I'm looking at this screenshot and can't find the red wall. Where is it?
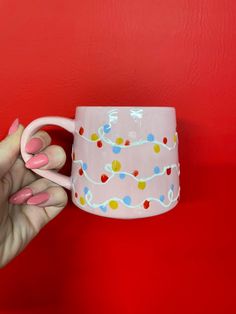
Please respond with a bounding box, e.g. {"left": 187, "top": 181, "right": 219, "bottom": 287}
{"left": 0, "top": 1, "right": 235, "bottom": 313}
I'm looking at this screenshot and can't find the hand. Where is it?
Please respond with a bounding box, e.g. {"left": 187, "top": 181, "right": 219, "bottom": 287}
{"left": 0, "top": 119, "right": 68, "bottom": 268}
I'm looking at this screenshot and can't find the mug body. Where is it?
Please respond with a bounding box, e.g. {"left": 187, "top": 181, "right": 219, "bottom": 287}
{"left": 71, "top": 106, "right": 180, "bottom": 219}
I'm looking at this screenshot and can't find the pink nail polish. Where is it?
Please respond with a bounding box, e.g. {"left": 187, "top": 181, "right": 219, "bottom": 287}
{"left": 8, "top": 118, "right": 19, "bottom": 135}
{"left": 9, "top": 187, "right": 33, "bottom": 204}
{"left": 26, "top": 192, "right": 50, "bottom": 205}
{"left": 25, "top": 138, "right": 43, "bottom": 153}
{"left": 25, "top": 153, "right": 49, "bottom": 169}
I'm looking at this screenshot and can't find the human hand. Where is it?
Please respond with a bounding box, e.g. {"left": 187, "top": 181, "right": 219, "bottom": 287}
{"left": 0, "top": 119, "right": 68, "bottom": 268}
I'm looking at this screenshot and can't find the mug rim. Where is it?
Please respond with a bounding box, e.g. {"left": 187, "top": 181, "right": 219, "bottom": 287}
{"left": 76, "top": 105, "right": 175, "bottom": 110}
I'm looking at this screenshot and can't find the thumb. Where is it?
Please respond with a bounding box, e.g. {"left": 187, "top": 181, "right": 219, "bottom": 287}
{"left": 0, "top": 119, "right": 24, "bottom": 179}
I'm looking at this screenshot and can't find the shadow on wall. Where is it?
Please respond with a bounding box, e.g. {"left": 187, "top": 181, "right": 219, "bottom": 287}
{"left": 177, "top": 117, "right": 220, "bottom": 205}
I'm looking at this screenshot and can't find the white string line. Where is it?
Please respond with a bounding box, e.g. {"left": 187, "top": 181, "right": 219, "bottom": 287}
{"left": 72, "top": 159, "right": 180, "bottom": 185}
{"left": 71, "top": 179, "right": 180, "bottom": 210}
{"left": 75, "top": 126, "right": 178, "bottom": 151}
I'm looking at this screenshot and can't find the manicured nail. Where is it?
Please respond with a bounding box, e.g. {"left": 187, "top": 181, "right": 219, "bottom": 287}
{"left": 25, "top": 138, "right": 43, "bottom": 153}
{"left": 25, "top": 153, "right": 49, "bottom": 169}
{"left": 27, "top": 192, "right": 50, "bottom": 205}
{"left": 9, "top": 187, "right": 33, "bottom": 204}
{"left": 8, "top": 118, "right": 19, "bottom": 135}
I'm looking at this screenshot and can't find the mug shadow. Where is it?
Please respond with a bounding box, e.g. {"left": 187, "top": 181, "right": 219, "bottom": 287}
{"left": 177, "top": 116, "right": 230, "bottom": 206}
{"left": 177, "top": 117, "right": 210, "bottom": 204}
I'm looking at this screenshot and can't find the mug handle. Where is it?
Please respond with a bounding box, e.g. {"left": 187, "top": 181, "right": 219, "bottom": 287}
{"left": 20, "top": 117, "right": 75, "bottom": 190}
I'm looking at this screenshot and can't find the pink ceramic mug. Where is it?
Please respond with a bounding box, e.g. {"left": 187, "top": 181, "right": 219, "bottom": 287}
{"left": 20, "top": 106, "right": 180, "bottom": 219}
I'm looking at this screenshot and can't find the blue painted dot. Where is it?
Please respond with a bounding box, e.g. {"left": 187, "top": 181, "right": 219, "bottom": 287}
{"left": 103, "top": 124, "right": 111, "bottom": 134}
{"left": 119, "top": 173, "right": 126, "bottom": 179}
{"left": 170, "top": 184, "right": 174, "bottom": 191}
{"left": 99, "top": 205, "right": 107, "bottom": 212}
{"left": 154, "top": 166, "right": 160, "bottom": 174}
{"left": 112, "top": 146, "right": 121, "bottom": 154}
{"left": 123, "top": 196, "right": 132, "bottom": 206}
{"left": 147, "top": 133, "right": 155, "bottom": 142}
{"left": 159, "top": 195, "right": 165, "bottom": 202}
{"left": 84, "top": 187, "right": 89, "bottom": 194}
{"left": 82, "top": 162, "right": 88, "bottom": 171}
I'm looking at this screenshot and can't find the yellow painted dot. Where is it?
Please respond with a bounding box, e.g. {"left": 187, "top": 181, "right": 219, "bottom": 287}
{"left": 153, "top": 144, "right": 160, "bottom": 153}
{"left": 91, "top": 133, "right": 99, "bottom": 141}
{"left": 173, "top": 133, "right": 177, "bottom": 143}
{"left": 109, "top": 200, "right": 118, "bottom": 209}
{"left": 138, "top": 181, "right": 146, "bottom": 190}
{"left": 112, "top": 160, "right": 121, "bottom": 172}
{"left": 116, "top": 137, "right": 124, "bottom": 145}
{"left": 80, "top": 196, "right": 85, "bottom": 205}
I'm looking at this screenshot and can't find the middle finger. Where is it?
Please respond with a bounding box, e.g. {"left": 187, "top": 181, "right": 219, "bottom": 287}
{"left": 25, "top": 144, "right": 66, "bottom": 170}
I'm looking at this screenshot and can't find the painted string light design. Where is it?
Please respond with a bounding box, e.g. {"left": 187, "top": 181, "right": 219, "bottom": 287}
{"left": 75, "top": 123, "right": 178, "bottom": 153}
{"left": 72, "top": 111, "right": 180, "bottom": 212}
{"left": 72, "top": 179, "right": 180, "bottom": 213}
{"left": 72, "top": 158, "right": 180, "bottom": 186}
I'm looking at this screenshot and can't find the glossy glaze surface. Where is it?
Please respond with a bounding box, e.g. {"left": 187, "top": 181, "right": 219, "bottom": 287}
{"left": 71, "top": 106, "right": 180, "bottom": 218}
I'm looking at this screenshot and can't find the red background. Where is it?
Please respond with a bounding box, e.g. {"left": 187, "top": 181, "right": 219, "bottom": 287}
{"left": 0, "top": 1, "right": 236, "bottom": 313}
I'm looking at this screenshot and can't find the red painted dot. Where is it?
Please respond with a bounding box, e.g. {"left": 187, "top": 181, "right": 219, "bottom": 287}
{"left": 143, "top": 200, "right": 150, "bottom": 209}
{"left": 75, "top": 192, "right": 78, "bottom": 198}
{"left": 166, "top": 168, "right": 172, "bottom": 175}
{"left": 72, "top": 152, "right": 75, "bottom": 160}
{"left": 101, "top": 174, "right": 109, "bottom": 183}
{"left": 163, "top": 137, "right": 168, "bottom": 144}
{"left": 97, "top": 140, "right": 103, "bottom": 148}
{"left": 79, "top": 168, "right": 83, "bottom": 176}
{"left": 125, "top": 140, "right": 130, "bottom": 146}
{"left": 79, "top": 127, "right": 84, "bottom": 135}
{"left": 133, "top": 170, "right": 139, "bottom": 177}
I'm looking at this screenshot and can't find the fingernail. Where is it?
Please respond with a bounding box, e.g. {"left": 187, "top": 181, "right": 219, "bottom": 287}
{"left": 25, "top": 138, "right": 43, "bottom": 154}
{"left": 9, "top": 187, "right": 33, "bottom": 204}
{"left": 8, "top": 118, "right": 19, "bottom": 135}
{"left": 25, "top": 153, "right": 49, "bottom": 169}
{"left": 27, "top": 192, "right": 50, "bottom": 205}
